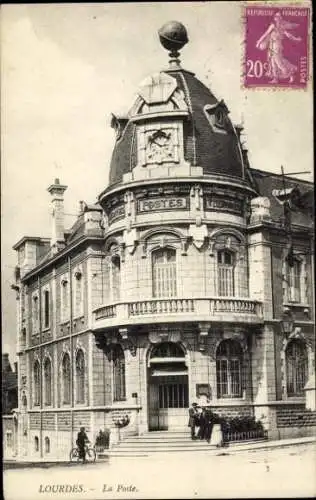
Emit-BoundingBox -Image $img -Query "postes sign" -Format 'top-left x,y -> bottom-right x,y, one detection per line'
137,197 -> 188,213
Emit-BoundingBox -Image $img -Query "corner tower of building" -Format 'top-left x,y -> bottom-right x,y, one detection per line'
102,21 -> 256,195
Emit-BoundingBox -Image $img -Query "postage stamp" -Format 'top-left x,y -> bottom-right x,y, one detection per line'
243,4 -> 310,89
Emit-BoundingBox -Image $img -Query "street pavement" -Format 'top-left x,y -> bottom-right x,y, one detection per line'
3,442 -> 316,499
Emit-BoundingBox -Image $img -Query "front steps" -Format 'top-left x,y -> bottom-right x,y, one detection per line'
102,431 -> 267,457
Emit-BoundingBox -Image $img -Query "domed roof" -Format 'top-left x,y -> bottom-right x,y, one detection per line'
107,28 -> 254,190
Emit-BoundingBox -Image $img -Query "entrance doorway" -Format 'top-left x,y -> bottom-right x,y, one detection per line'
148,342 -> 188,430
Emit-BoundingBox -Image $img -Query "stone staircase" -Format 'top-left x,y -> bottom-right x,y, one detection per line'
100,431 -> 267,457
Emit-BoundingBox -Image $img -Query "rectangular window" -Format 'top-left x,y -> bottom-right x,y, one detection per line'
217,250 -> 235,296
230,359 -> 241,397
112,258 -> 121,301
216,358 -> 241,398
287,260 -> 302,303
216,359 -> 229,397
152,249 -> 177,298
73,272 -> 84,318
218,267 -> 234,296
32,295 -> 39,333
43,290 -> 50,328
61,278 -> 69,322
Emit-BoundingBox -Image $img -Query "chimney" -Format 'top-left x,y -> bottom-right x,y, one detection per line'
2,354 -> 11,372
47,178 -> 68,253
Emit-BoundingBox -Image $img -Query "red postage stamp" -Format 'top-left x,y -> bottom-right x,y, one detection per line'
243,4 -> 310,89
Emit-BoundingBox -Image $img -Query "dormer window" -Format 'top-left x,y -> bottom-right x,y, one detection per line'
214,108 -> 226,128
111,113 -> 128,141
204,101 -> 230,134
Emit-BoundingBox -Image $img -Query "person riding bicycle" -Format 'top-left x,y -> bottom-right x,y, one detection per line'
76,427 -> 89,463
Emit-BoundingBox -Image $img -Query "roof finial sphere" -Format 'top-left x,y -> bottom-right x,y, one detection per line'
158,21 -> 189,57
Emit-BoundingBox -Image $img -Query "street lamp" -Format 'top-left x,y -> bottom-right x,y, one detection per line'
280,312 -> 294,337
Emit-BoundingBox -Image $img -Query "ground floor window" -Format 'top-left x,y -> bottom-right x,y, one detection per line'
286,339 -> 308,396
216,339 -> 243,398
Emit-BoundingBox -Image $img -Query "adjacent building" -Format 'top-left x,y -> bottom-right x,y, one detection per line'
12,22 -> 315,459
2,354 -> 18,459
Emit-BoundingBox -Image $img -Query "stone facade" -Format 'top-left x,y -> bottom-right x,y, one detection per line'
12,25 -> 315,460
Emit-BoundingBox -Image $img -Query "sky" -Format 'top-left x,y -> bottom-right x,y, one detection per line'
1,2 -> 313,365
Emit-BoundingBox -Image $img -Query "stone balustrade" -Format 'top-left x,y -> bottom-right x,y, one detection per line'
93,297 -> 263,329
129,298 -> 195,316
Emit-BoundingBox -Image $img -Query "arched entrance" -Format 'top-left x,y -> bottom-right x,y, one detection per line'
148,342 -> 188,431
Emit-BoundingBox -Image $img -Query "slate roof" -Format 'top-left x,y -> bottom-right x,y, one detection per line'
108,68 -> 252,189
250,168 -> 314,229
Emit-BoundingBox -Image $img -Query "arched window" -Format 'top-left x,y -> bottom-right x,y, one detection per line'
43,357 -> 52,406
33,360 -> 41,406
113,345 -> 126,402
111,256 -> 121,301
217,250 -> 235,296
34,436 -> 39,452
216,340 -> 243,398
44,436 -> 50,453
286,340 -> 308,396
75,349 -> 85,404
152,248 -> 177,298
62,353 -> 71,404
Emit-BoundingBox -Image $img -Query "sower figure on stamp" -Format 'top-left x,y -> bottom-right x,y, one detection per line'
256,11 -> 302,84
188,402 -> 199,440
76,426 -> 89,462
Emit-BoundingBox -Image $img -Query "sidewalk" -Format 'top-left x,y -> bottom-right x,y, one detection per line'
4,435 -> 315,468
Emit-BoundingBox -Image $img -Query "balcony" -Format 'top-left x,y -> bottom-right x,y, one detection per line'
92,297 -> 263,330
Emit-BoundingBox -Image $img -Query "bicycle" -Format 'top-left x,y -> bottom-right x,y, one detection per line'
69,442 -> 96,463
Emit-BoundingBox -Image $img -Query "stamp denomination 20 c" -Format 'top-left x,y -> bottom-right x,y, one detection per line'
243,4 -> 310,89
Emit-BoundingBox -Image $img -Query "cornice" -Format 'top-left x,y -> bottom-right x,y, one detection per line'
99,176 -> 256,203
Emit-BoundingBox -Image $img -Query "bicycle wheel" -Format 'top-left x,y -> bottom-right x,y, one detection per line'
69,447 -> 79,462
86,447 -> 96,463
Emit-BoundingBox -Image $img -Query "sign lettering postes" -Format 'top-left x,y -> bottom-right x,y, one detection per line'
205,196 -> 243,214
108,204 -> 125,223
137,196 -> 188,213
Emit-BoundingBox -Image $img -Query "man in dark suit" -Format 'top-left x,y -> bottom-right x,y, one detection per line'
204,408 -> 214,443
197,408 -> 207,440
188,402 -> 199,440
